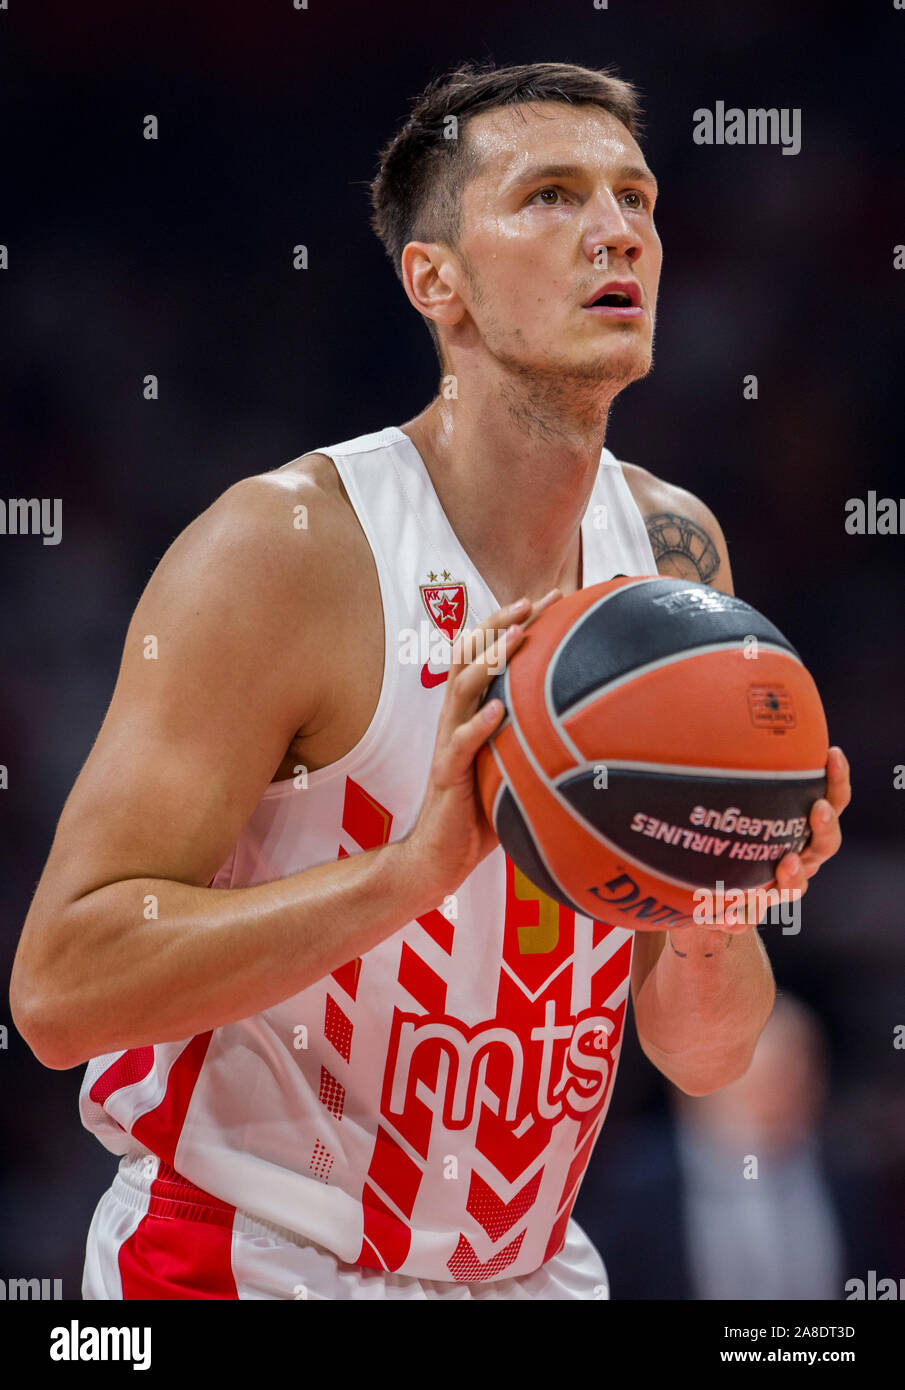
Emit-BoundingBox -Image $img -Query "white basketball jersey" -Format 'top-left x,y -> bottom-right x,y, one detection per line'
79,425 -> 659,1284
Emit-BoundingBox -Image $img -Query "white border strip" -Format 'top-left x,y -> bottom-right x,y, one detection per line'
552,759 -> 827,786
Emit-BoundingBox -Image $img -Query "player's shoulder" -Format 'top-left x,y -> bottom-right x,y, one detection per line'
185,451 -> 355,565
616,457 -> 723,535
617,458 -> 717,522
207,451 -> 349,538
144,451 -> 360,624
616,457 -> 733,592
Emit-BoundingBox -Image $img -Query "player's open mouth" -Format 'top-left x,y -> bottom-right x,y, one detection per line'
582,281 -> 644,319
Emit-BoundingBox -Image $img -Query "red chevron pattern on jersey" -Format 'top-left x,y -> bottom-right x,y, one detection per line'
324,994 -> 353,1062
329,775 -> 419,1272
313,776 -> 393,1223
448,1229 -> 526,1280
339,774 -> 463,1272
448,857 -> 631,1277
335,773 -> 632,1280
467,1168 -> 543,1241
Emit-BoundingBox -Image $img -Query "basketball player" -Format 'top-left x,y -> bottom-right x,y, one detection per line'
10,61 -> 849,1299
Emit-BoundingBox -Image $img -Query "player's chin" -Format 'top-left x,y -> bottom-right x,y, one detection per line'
592,339 -> 653,383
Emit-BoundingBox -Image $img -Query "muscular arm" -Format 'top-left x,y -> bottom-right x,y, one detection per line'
621,466 -> 775,1095
10,452 -> 543,1073
8,466 -> 439,1070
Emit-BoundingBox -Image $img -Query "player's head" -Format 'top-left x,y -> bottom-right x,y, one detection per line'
369,60 -> 661,401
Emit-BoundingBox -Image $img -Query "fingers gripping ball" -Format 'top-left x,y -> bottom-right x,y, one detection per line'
475,577 -> 828,929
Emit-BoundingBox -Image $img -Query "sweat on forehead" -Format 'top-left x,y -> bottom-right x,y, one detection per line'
460,102 -> 648,195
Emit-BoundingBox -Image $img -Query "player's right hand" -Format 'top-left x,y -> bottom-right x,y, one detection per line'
399,588 -> 562,908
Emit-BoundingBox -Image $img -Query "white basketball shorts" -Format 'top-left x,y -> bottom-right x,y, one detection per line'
82,1153 -> 610,1301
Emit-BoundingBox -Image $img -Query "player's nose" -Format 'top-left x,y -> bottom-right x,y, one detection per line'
582,196 -> 642,267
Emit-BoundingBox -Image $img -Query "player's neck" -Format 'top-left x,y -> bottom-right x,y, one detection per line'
399,383 -> 613,607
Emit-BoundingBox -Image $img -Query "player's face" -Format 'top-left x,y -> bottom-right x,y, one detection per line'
454,102 -> 662,388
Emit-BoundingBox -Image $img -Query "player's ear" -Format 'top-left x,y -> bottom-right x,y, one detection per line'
401,242 -> 466,333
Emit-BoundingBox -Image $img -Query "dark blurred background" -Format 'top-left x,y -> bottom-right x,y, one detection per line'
1,0 -> 903,1300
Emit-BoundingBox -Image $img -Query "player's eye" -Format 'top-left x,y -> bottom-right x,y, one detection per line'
622,190 -> 650,210
532,186 -> 567,206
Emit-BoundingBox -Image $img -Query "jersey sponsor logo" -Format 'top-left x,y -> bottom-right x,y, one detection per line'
385,1001 -> 618,1132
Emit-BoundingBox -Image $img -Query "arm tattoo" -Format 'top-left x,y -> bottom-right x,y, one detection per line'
645,511 -> 721,584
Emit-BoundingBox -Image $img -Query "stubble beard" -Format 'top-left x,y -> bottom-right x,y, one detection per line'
460,256 -> 655,444
493,330 -> 654,443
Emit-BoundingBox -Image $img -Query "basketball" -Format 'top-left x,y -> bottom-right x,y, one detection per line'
476,576 -> 829,929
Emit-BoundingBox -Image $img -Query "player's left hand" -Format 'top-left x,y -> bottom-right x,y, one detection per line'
697,744 -> 851,931
773,744 -> 851,902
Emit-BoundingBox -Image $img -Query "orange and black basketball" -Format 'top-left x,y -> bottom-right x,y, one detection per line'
476,576 -> 828,928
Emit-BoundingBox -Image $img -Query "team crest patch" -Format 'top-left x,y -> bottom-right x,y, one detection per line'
420,573 -> 468,642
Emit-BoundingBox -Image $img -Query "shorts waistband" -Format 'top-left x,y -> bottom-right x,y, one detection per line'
112,1154 -> 329,1249
113,1157 -> 236,1228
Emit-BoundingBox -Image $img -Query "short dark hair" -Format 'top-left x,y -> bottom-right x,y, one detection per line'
368,59 -> 644,370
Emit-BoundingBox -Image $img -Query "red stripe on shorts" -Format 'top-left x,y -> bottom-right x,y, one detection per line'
119,1164 -> 239,1300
